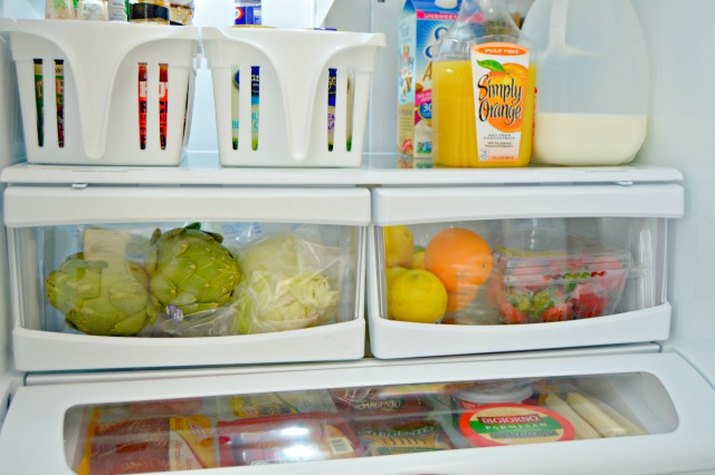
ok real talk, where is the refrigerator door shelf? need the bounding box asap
[368,185,683,359]
[1,352,714,474]
[4,186,370,371]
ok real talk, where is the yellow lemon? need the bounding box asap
[386,266,409,286]
[388,269,448,324]
[384,225,414,268]
[412,249,426,270]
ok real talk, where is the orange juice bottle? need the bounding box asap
[432,0,536,168]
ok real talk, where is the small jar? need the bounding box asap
[130,0,170,25]
[451,380,535,425]
[169,0,194,26]
[77,0,109,21]
[46,0,76,19]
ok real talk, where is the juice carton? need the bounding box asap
[397,0,461,168]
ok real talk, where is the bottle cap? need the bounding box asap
[435,0,458,9]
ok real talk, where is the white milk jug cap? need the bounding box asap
[435,0,459,9]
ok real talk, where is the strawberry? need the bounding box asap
[541,302,574,322]
[498,301,527,324]
[572,292,609,318]
[494,295,526,323]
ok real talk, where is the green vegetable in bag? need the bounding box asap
[233,234,339,334]
[46,252,158,336]
[145,223,243,316]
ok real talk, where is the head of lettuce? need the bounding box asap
[232,234,340,334]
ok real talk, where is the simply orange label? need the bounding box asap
[471,42,530,162]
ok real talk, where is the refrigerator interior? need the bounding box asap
[0,0,714,473]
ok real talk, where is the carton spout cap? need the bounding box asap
[435,0,459,9]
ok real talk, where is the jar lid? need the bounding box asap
[454,380,533,405]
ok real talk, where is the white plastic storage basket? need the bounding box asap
[202,27,385,167]
[0,19,200,166]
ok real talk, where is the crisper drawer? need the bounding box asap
[4,186,370,371]
[368,184,684,359]
[1,352,715,474]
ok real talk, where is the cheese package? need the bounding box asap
[331,387,435,420]
[354,417,455,456]
[458,403,575,447]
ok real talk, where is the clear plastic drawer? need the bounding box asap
[368,184,684,359]
[5,186,370,370]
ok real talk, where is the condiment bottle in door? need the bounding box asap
[432,0,536,168]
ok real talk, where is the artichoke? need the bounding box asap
[145,223,243,315]
[46,252,157,336]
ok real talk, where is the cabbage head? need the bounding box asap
[233,234,339,334]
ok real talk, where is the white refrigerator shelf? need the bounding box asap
[0,156,684,187]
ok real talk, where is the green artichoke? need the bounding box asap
[46,252,157,336]
[145,223,243,315]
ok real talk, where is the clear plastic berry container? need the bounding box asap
[486,228,632,324]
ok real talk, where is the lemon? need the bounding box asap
[384,225,414,268]
[388,269,448,324]
[412,249,425,270]
[386,266,409,286]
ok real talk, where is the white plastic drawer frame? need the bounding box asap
[4,186,371,371]
[368,184,685,359]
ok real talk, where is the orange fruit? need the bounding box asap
[424,227,493,293]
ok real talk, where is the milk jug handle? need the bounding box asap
[548,0,569,50]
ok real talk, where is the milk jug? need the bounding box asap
[432,0,536,168]
[522,0,649,165]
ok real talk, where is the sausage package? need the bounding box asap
[217,413,364,466]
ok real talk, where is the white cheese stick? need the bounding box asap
[566,391,628,438]
[544,393,601,440]
[583,393,646,436]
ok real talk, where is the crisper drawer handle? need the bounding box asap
[4,186,371,227]
[371,184,685,225]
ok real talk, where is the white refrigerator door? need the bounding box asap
[1,350,715,475]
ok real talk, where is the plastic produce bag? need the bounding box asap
[231,233,343,334]
[139,304,239,337]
